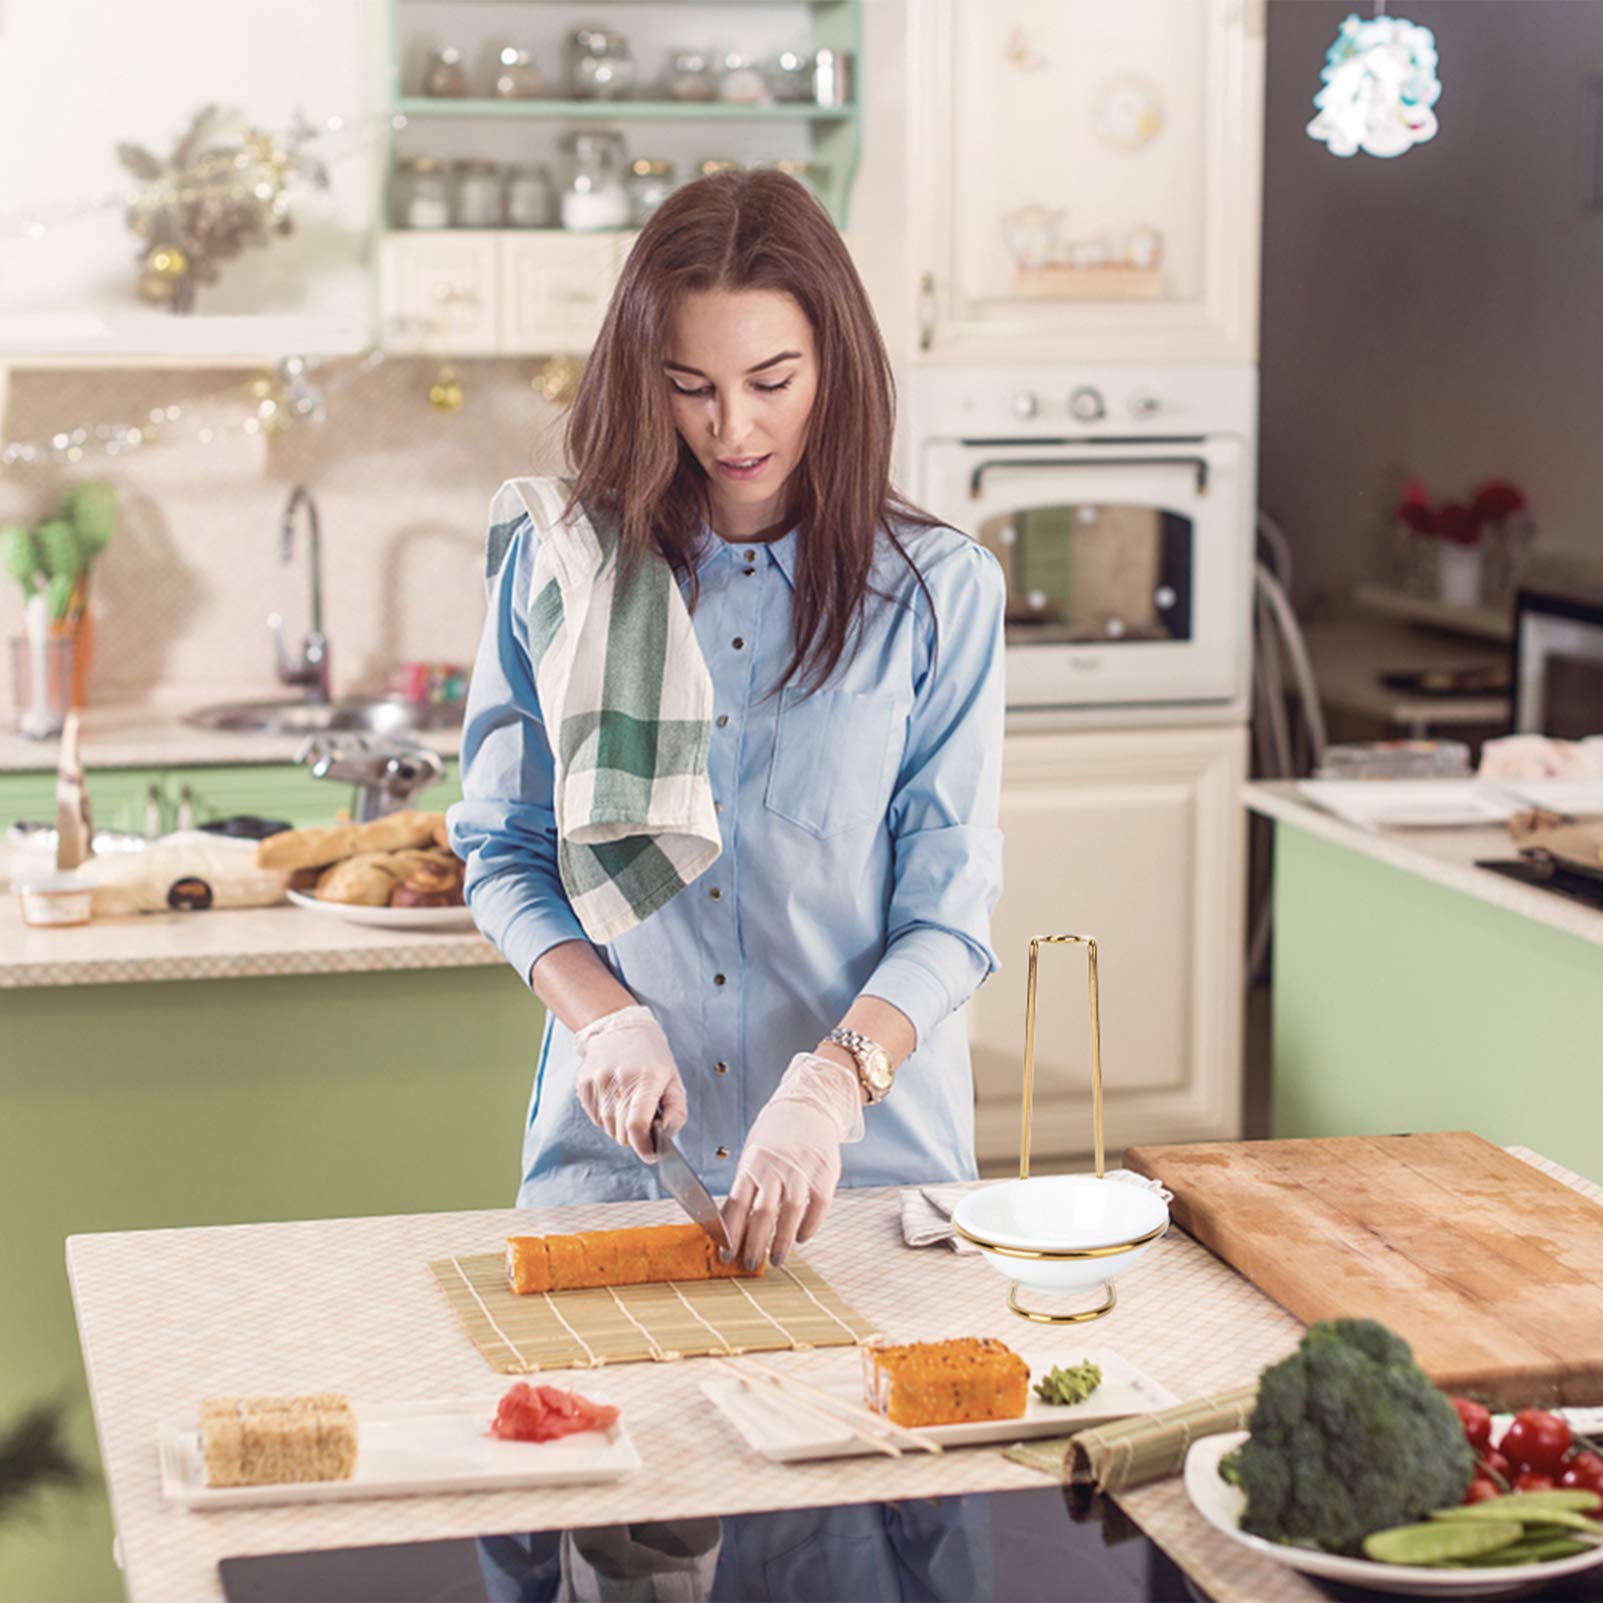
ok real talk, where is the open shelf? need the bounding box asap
[396,97,855,121]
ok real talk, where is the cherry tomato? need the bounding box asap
[1462,1476,1502,1505]
[1451,1397,1492,1453]
[1502,1410,1574,1474]
[1515,1471,1557,1493]
[1559,1451,1603,1497]
[1482,1448,1513,1485]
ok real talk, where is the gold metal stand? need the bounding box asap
[951,934,1169,1324]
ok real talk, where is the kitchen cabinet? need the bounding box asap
[971,724,1246,1169]
[378,231,502,355]
[906,0,1264,366]
[499,231,623,355]
[0,0,385,365]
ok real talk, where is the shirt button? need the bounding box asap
[716,1145,730,1159]
[716,714,729,728]
[709,887,722,900]
[714,1060,729,1075]
[743,550,756,562]
[732,637,745,650]
[713,972,726,986]
[743,567,756,577]
[714,801,723,814]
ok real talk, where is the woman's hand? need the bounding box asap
[573,1005,688,1162]
[721,1052,865,1270]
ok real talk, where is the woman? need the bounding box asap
[449,169,1005,1272]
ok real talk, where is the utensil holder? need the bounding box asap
[950,934,1169,1324]
[9,634,73,739]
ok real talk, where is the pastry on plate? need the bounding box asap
[256,823,359,873]
[200,1393,358,1487]
[313,852,406,907]
[351,810,441,854]
[390,858,465,909]
[862,1338,1030,1427]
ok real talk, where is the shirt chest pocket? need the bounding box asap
[764,687,909,839]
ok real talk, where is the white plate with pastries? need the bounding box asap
[285,890,477,931]
[159,1392,639,1509]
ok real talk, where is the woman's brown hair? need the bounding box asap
[563,168,942,693]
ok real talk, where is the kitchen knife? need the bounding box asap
[651,1117,732,1254]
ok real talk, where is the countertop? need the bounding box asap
[0,899,501,988]
[0,701,464,773]
[66,1150,1598,1603]
[1244,780,1603,948]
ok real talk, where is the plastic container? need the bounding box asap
[17,871,92,927]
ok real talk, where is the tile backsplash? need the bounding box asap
[0,358,568,709]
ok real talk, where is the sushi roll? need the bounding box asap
[863,1338,1030,1428]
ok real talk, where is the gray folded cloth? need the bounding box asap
[900,1172,1174,1254]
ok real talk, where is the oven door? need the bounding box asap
[921,436,1249,709]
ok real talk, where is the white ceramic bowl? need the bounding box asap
[950,1175,1169,1294]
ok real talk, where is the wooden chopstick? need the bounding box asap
[719,1360,904,1459]
[728,1355,944,1456]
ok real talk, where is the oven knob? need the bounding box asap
[1130,391,1163,419]
[1068,386,1106,423]
[1012,390,1039,420]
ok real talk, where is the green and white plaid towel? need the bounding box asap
[490,476,720,944]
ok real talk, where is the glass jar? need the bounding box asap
[718,51,770,106]
[492,46,542,100]
[421,45,468,99]
[769,49,812,104]
[453,158,504,227]
[812,48,852,109]
[772,157,829,199]
[505,164,557,228]
[568,28,635,100]
[559,131,629,230]
[666,50,716,103]
[393,155,453,230]
[627,158,676,225]
[697,158,740,180]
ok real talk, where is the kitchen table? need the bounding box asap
[66,1148,1602,1603]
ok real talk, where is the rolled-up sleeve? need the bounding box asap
[447,514,588,987]
[862,541,1006,1045]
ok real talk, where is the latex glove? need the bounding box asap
[722,1052,865,1271]
[573,1004,688,1162]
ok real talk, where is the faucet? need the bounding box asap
[269,484,331,703]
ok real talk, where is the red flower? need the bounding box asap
[1396,501,1436,534]
[1470,479,1526,523]
[1434,501,1479,546]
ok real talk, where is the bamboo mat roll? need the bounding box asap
[430,1251,880,1374]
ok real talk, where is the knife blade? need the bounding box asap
[651,1118,731,1254]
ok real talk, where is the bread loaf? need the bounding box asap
[351,810,440,854]
[862,1338,1029,1427]
[256,824,358,872]
[506,1223,762,1294]
[314,852,406,906]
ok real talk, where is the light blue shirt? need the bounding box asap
[447,511,1006,1207]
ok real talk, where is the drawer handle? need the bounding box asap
[433,284,479,306]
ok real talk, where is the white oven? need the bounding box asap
[912,365,1257,719]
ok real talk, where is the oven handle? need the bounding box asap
[968,454,1209,498]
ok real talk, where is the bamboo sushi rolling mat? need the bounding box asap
[429,1251,878,1372]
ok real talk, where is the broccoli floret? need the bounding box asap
[1232,1317,1473,1554]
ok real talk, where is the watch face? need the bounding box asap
[864,1047,895,1095]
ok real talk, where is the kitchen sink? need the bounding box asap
[184,697,463,737]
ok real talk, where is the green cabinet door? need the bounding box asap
[0,768,160,836]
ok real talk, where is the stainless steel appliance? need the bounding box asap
[911,365,1256,720]
[1513,585,1603,737]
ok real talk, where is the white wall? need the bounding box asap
[1259,0,1603,608]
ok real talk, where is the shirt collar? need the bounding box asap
[689,521,800,588]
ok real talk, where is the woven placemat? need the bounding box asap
[429,1251,881,1373]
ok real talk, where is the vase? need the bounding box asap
[50,610,93,710]
[1436,543,1482,608]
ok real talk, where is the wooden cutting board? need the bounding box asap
[1123,1132,1603,1407]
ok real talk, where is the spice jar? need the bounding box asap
[627,158,676,225]
[812,48,852,108]
[666,50,716,103]
[697,157,741,181]
[718,51,770,105]
[505,164,557,228]
[568,28,635,100]
[559,131,629,230]
[769,50,812,103]
[393,155,453,229]
[422,46,468,99]
[772,157,828,199]
[492,46,542,100]
[453,158,504,227]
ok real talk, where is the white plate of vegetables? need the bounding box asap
[1182,1319,1603,1598]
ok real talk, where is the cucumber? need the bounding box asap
[1432,1489,1600,1515]
[1458,1537,1592,1566]
[1431,1503,1603,1534]
[1363,1521,1523,1565]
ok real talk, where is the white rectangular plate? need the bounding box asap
[700,1350,1179,1463]
[1297,779,1523,831]
[158,1394,639,1509]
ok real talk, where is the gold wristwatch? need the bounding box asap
[824,1027,895,1104]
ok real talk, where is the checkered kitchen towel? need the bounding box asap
[489,476,720,944]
